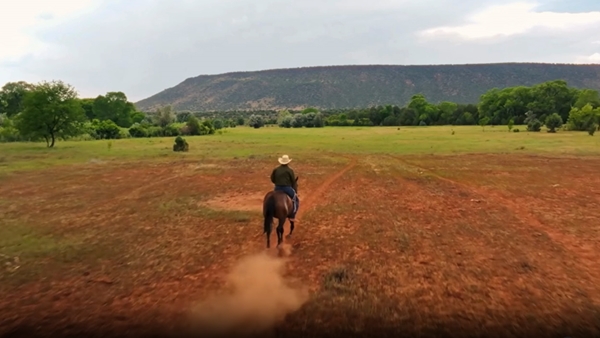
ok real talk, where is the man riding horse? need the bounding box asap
[270,154,299,222]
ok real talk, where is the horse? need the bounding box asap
[262,177,299,249]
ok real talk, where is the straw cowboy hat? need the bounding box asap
[278,154,292,165]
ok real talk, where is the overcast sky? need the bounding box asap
[1,0,599,102]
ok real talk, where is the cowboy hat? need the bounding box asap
[278,154,292,165]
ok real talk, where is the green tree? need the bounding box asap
[566,104,600,131]
[201,120,215,134]
[313,113,324,128]
[128,123,148,138]
[0,81,36,117]
[524,111,542,132]
[248,114,264,128]
[163,123,181,136]
[279,116,293,128]
[153,105,175,127]
[212,118,224,129]
[545,113,563,133]
[301,107,319,114]
[0,114,22,142]
[527,80,577,123]
[438,101,457,125]
[507,118,514,132]
[185,116,202,135]
[478,86,532,125]
[15,80,86,147]
[79,98,96,120]
[90,119,121,139]
[291,113,304,128]
[408,94,439,125]
[225,118,237,128]
[277,109,292,125]
[574,89,600,109]
[303,112,317,127]
[176,111,191,123]
[131,111,146,124]
[92,91,136,127]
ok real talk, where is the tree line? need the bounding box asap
[176,80,600,133]
[0,80,241,147]
[2,79,600,147]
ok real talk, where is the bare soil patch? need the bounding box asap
[202,192,266,212]
[2,155,600,337]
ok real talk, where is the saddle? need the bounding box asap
[277,191,298,215]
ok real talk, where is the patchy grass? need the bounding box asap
[1,125,600,175]
[0,221,95,287]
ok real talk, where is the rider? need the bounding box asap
[271,154,299,222]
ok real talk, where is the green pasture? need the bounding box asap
[1,125,599,175]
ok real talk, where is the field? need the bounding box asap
[1,125,600,338]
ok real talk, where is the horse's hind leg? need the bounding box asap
[287,221,295,238]
[276,218,285,247]
[266,227,271,249]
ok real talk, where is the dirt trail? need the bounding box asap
[393,156,600,303]
[185,158,358,336]
[296,157,357,219]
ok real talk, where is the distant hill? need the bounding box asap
[134,63,600,112]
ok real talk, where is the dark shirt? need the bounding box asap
[271,165,296,187]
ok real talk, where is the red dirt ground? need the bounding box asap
[1,154,600,337]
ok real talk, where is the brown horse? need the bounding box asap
[262,176,299,248]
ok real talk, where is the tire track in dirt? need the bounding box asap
[391,155,600,301]
[296,157,357,219]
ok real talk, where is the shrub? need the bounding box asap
[129,124,148,138]
[313,113,324,127]
[146,126,163,137]
[566,104,600,131]
[118,128,130,139]
[201,120,215,135]
[524,111,542,132]
[163,123,181,137]
[507,119,514,132]
[0,115,23,142]
[527,119,542,132]
[91,119,121,139]
[513,128,520,132]
[212,119,224,130]
[589,124,598,136]
[248,114,264,128]
[545,113,563,133]
[185,116,201,135]
[291,114,304,128]
[279,116,293,128]
[173,136,189,152]
[176,111,191,123]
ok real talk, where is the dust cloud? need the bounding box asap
[187,248,309,337]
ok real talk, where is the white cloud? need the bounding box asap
[575,52,600,63]
[1,0,599,101]
[419,2,600,40]
[0,0,100,62]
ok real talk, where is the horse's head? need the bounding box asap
[293,176,299,193]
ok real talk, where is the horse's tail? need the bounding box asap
[263,194,276,234]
